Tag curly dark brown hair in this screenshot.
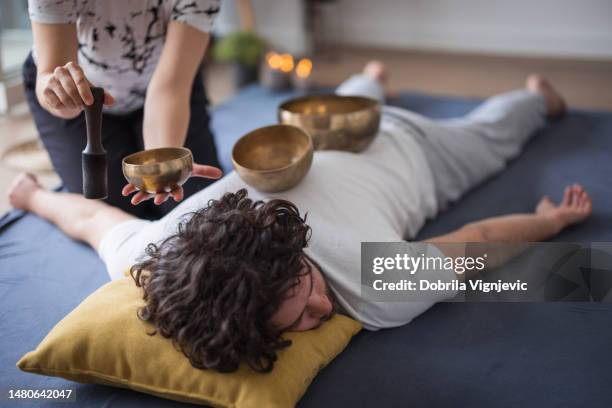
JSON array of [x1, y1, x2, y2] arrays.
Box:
[[130, 189, 312, 373]]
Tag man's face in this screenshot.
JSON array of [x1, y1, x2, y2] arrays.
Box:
[[269, 257, 335, 332]]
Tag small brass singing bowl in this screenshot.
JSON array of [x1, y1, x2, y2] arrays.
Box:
[[278, 94, 381, 152], [122, 147, 193, 194], [232, 124, 313, 193]]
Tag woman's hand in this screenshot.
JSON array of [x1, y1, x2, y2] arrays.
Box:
[[121, 163, 223, 205], [36, 61, 115, 119]]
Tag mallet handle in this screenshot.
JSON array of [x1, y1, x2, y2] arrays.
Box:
[[82, 87, 107, 199]]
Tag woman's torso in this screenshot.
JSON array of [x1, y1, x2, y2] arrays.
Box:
[[29, 0, 219, 113]]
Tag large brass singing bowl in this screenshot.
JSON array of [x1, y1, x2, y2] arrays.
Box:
[[122, 147, 193, 194], [278, 94, 381, 152], [232, 125, 313, 193]]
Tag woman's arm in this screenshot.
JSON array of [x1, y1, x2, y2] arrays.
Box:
[[31, 22, 113, 118], [142, 21, 210, 150], [125, 21, 222, 205]]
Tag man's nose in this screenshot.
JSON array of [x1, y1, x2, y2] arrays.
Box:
[[309, 292, 332, 318]]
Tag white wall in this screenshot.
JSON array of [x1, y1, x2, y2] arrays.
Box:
[[215, 0, 308, 55], [319, 0, 612, 59]]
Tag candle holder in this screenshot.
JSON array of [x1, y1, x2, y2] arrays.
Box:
[[292, 58, 313, 92], [260, 52, 294, 91], [260, 65, 291, 91]]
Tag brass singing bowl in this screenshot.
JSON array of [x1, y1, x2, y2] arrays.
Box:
[[278, 94, 381, 152], [122, 147, 193, 194], [232, 125, 313, 193]]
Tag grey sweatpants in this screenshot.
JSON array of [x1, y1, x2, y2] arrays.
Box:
[[336, 74, 547, 211]]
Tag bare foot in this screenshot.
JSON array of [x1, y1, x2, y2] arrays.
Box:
[[8, 173, 42, 211], [526, 74, 567, 117], [363, 60, 387, 85], [536, 184, 592, 229]]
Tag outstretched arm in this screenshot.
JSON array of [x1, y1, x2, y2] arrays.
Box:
[[122, 21, 222, 205], [428, 213, 560, 244], [426, 184, 592, 259]]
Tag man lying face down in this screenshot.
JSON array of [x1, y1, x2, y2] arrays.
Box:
[[9, 62, 592, 373], [130, 190, 336, 372]]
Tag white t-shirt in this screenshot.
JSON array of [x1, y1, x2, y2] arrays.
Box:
[[28, 0, 219, 114], [104, 116, 457, 330]]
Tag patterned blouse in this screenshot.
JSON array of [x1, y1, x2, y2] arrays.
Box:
[[28, 0, 220, 113]]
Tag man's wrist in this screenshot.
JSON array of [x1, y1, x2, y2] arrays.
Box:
[[538, 211, 565, 235]]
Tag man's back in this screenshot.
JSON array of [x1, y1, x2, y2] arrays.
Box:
[[148, 117, 439, 328]]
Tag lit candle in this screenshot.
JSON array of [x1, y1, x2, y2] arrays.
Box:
[[266, 52, 283, 70], [261, 51, 293, 91], [279, 54, 295, 73], [296, 58, 312, 78], [292, 58, 313, 91]]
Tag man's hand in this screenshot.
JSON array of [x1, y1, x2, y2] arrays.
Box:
[[121, 163, 223, 205], [36, 61, 115, 119]]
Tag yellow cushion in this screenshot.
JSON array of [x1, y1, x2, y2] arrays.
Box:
[[17, 278, 362, 407]]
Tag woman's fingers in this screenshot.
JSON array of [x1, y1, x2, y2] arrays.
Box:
[[54, 66, 82, 108], [123, 184, 176, 206], [38, 61, 114, 116], [124, 185, 165, 205], [103, 92, 115, 106], [131, 191, 153, 205], [122, 184, 137, 196], [42, 87, 62, 110], [154, 193, 169, 205], [171, 187, 184, 202], [48, 76, 76, 109], [65, 62, 93, 106], [124, 165, 221, 206], [64, 61, 114, 106], [192, 163, 223, 179]]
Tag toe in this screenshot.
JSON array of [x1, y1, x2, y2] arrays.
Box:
[[364, 60, 387, 82], [526, 73, 543, 90]]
